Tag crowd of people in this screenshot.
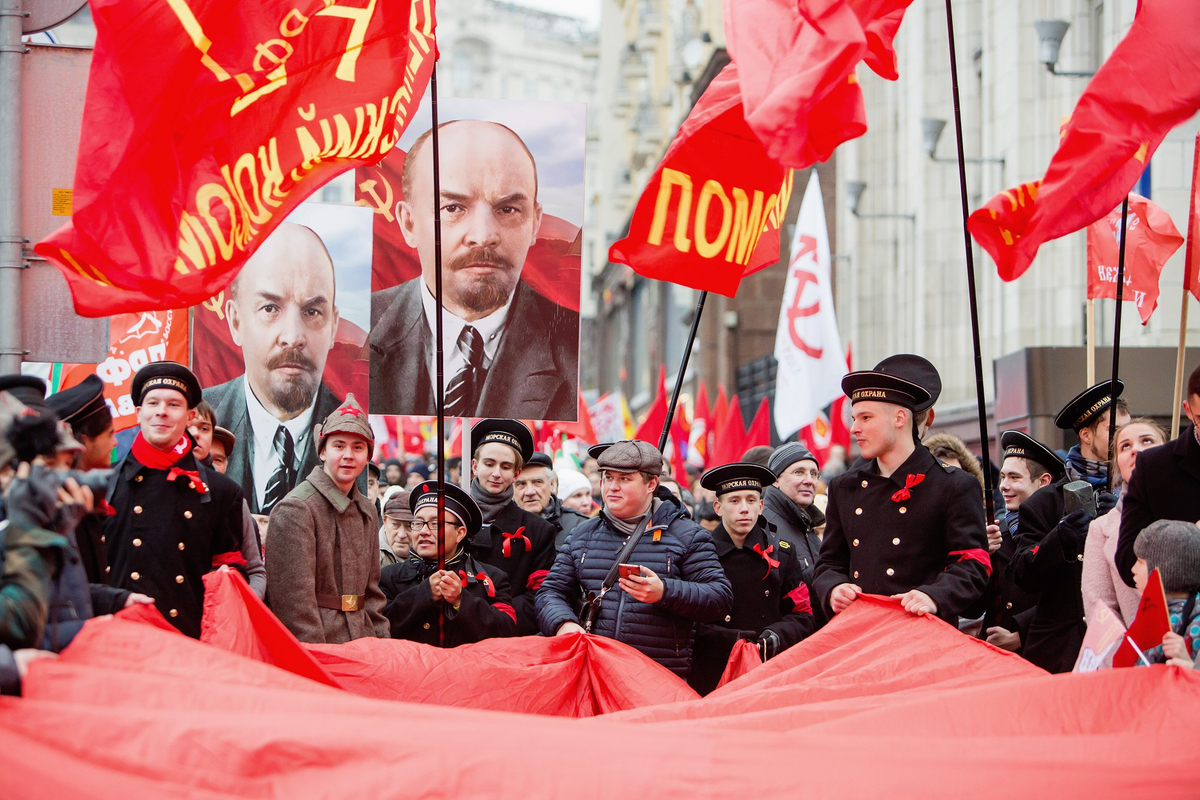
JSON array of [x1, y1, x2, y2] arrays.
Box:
[[2, 353, 1199, 696]]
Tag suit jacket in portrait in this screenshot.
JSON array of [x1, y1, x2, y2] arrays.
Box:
[[368, 277, 578, 420], [203, 377, 344, 514]]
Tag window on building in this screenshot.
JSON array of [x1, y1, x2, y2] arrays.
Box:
[[452, 50, 474, 95]]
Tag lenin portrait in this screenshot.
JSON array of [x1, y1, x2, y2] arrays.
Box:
[[366, 99, 583, 421], [196, 205, 373, 513]]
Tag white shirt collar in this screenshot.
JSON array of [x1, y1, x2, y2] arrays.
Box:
[[420, 278, 513, 364]]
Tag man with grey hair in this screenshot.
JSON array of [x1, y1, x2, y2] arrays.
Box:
[[204, 223, 344, 514], [536, 440, 732, 678], [368, 119, 579, 419], [515, 452, 587, 548], [763, 442, 824, 590]]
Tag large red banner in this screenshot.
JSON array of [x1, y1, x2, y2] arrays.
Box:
[[1085, 194, 1183, 324], [36, 0, 435, 317]]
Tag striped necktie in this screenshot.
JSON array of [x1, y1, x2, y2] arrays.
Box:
[[263, 425, 296, 512], [445, 325, 485, 416]]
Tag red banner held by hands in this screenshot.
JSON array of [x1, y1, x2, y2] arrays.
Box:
[[1085, 194, 1183, 324], [36, 0, 436, 317]]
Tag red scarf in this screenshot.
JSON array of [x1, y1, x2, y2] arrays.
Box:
[[131, 431, 191, 470]]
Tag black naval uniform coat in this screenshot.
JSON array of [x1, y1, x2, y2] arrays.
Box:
[[380, 551, 518, 646], [689, 522, 814, 696], [981, 512, 1039, 644], [812, 445, 991, 626], [469, 500, 556, 636], [103, 450, 244, 638], [1010, 478, 1089, 673]]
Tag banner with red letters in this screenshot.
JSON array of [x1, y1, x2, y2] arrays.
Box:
[[1085, 194, 1183, 324]]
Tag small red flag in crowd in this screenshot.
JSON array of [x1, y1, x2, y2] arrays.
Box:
[[1085, 195, 1183, 324], [743, 397, 771, 450], [37, 0, 436, 316], [1185, 134, 1200, 303], [634, 366, 669, 444], [968, 0, 1200, 282], [710, 394, 747, 467]]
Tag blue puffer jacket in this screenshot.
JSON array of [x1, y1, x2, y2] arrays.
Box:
[[535, 497, 733, 677]]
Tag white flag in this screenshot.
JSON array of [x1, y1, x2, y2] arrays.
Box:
[[773, 172, 847, 439]]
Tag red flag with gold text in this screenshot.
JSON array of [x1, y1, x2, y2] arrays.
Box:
[[36, 0, 436, 317], [968, 0, 1200, 282], [1085, 194, 1183, 325]]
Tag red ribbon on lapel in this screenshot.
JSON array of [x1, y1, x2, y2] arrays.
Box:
[[890, 473, 925, 503], [501, 526, 530, 558], [458, 569, 496, 597], [167, 466, 208, 495], [752, 543, 780, 580]]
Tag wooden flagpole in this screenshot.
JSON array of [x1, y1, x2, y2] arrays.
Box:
[[1171, 297, 1189, 440], [943, 0, 996, 524], [1086, 299, 1096, 387]]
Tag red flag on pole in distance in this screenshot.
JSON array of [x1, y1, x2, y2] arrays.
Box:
[[968, 0, 1200, 282], [608, 64, 794, 298], [710, 395, 747, 467], [688, 381, 711, 468], [36, 0, 436, 316], [1086, 194, 1183, 324], [399, 417, 425, 456], [1185, 134, 1200, 302], [725, 0, 914, 167], [712, 385, 729, 435], [634, 366, 669, 444], [555, 391, 598, 444], [743, 398, 771, 451]]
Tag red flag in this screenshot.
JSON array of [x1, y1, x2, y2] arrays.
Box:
[[710, 395, 747, 467], [36, 0, 436, 316], [399, 417, 425, 456], [800, 345, 852, 463], [1113, 569, 1171, 668], [608, 65, 795, 297], [725, 0, 913, 166], [551, 392, 598, 445], [712, 385, 729, 435], [1185, 134, 1200, 303], [1085, 194, 1183, 324], [634, 366, 669, 444], [742, 397, 771, 451], [687, 381, 711, 468], [968, 0, 1200, 282]]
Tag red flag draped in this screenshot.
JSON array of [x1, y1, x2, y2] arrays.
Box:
[[687, 381, 711, 468], [1085, 195, 1183, 324], [36, 0, 436, 316], [710, 394, 747, 467], [968, 0, 1200, 281], [1186, 134, 1200, 302], [743, 397, 771, 451]]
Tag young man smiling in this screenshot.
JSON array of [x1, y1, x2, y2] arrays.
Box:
[[689, 462, 814, 695], [812, 356, 991, 625], [266, 394, 389, 644]]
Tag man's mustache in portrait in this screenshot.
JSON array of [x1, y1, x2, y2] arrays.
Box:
[[266, 346, 321, 413], [446, 247, 519, 313]]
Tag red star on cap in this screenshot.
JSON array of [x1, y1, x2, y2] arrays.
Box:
[[339, 407, 363, 417]]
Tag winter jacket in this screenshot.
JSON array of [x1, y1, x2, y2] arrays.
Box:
[[1081, 503, 1141, 626], [535, 496, 733, 677], [761, 486, 822, 586], [381, 549, 517, 646], [541, 495, 590, 549], [1, 520, 65, 694]]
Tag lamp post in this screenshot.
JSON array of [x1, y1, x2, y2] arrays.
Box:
[[921, 117, 1006, 185], [1034, 19, 1095, 77]]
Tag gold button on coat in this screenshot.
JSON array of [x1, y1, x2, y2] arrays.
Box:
[[184, 510, 193, 519], [724, 615, 732, 622], [169, 609, 178, 618], [133, 538, 142, 547], [178, 542, 185, 551], [131, 571, 140, 580], [135, 475, 143, 482], [105, 566, 111, 574], [764, 590, 770, 596], [855, 508, 863, 515], [422, 622, 430, 630], [175, 575, 184, 584], [853, 539, 860, 546], [892, 537, 901, 545], [861, 480, 868, 488], [886, 568, 895, 576], [899, 507, 907, 514], [100, 536, 105, 544], [853, 571, 859, 578], [133, 505, 143, 514]]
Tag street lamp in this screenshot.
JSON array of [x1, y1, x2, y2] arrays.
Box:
[[921, 117, 1006, 181], [1034, 19, 1095, 77], [844, 180, 915, 221]]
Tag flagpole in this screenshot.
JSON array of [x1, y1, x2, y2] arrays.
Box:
[[1106, 196, 1130, 494], [943, 0, 996, 523], [430, 64, 447, 647], [658, 290, 708, 453], [1086, 299, 1096, 387], [1171, 298, 1189, 440]]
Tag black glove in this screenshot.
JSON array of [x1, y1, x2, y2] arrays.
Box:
[[1057, 509, 1092, 549], [757, 629, 781, 661], [1096, 491, 1118, 517]]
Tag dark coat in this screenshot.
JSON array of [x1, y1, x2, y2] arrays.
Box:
[[104, 450, 244, 638], [760, 486, 822, 586], [74, 514, 108, 585], [535, 497, 733, 678], [40, 527, 129, 652], [812, 445, 991, 625], [380, 550, 517, 646], [981, 511, 1039, 642], [542, 495, 590, 549], [368, 277, 578, 419], [203, 377, 344, 514], [1010, 478, 1087, 673], [469, 499, 557, 636], [689, 523, 814, 695], [0, 522, 66, 695], [1117, 424, 1200, 588]]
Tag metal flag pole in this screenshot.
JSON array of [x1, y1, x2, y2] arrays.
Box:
[[1106, 196, 1130, 493], [943, 0, 996, 523], [430, 64, 447, 647], [658, 290, 708, 453]]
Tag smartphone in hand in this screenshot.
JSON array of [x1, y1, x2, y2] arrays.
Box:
[[618, 563, 643, 580]]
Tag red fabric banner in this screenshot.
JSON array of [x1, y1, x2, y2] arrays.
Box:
[[716, 639, 762, 689], [968, 0, 1200, 282], [36, 0, 436, 317], [3, 591, 1198, 797], [633, 365, 669, 444], [1085, 194, 1183, 324], [743, 397, 771, 450], [710, 394, 746, 467], [1186, 134, 1200, 302]]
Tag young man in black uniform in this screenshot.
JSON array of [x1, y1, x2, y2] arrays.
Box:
[[466, 419, 556, 635], [813, 357, 991, 625], [1011, 381, 1126, 673], [103, 363, 246, 638], [381, 482, 517, 646], [1116, 363, 1200, 588], [982, 431, 1064, 652], [689, 462, 814, 695]]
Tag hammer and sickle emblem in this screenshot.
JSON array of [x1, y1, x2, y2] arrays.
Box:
[[786, 269, 823, 358], [202, 292, 226, 321], [357, 174, 395, 222]]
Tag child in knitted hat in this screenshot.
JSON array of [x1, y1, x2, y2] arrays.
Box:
[[1132, 519, 1200, 668]]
